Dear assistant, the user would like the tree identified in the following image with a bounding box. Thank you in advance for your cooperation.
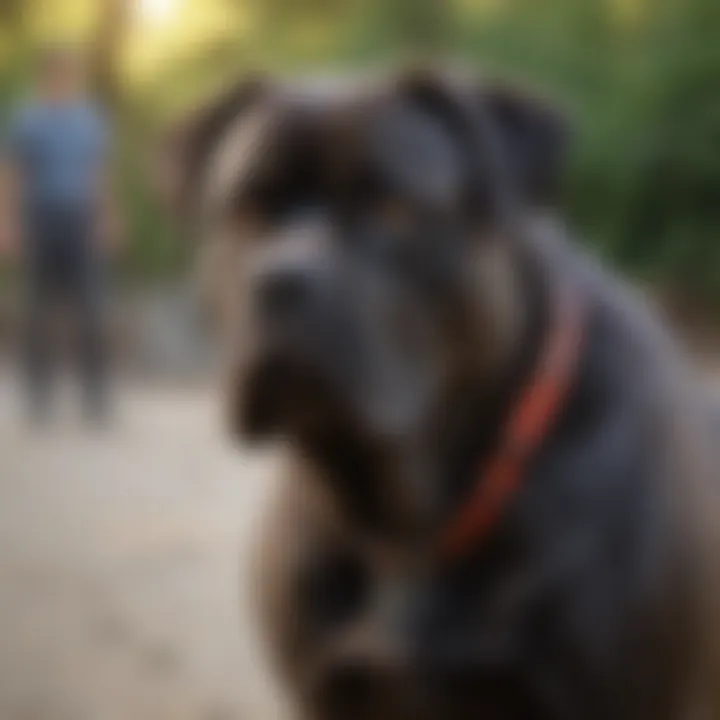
[90,0,132,108]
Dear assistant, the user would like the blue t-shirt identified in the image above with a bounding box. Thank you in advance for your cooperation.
[5,99,109,212]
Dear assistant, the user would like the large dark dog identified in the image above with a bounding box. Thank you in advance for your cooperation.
[163,71,720,719]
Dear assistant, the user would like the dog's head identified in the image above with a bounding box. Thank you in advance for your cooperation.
[163,69,568,522]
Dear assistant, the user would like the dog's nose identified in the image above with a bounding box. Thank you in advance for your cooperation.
[258,267,315,319]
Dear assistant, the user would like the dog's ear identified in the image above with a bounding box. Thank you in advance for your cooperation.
[397,70,570,210]
[481,84,570,207]
[155,76,266,215]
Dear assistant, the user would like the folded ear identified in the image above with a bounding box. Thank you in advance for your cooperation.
[482,84,570,207]
[396,70,570,212]
[155,76,266,214]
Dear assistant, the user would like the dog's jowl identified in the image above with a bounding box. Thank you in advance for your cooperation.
[164,71,720,720]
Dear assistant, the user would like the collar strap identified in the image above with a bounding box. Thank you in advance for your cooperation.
[439,281,586,563]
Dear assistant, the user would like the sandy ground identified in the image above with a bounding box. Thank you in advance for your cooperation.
[0,378,291,720]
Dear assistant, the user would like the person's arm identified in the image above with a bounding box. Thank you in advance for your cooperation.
[0,113,25,258]
[93,109,124,255]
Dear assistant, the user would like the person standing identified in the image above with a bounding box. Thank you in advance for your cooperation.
[0,46,121,424]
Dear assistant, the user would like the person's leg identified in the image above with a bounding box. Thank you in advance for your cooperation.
[22,219,59,423]
[69,216,111,422]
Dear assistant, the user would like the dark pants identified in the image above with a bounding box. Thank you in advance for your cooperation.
[23,207,108,419]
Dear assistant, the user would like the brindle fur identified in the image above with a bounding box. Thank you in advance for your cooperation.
[164,71,720,720]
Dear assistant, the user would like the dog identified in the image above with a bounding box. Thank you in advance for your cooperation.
[162,70,720,719]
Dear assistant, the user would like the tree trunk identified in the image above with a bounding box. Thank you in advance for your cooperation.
[90,0,131,109]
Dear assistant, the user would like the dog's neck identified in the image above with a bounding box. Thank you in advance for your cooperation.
[436,235,550,514]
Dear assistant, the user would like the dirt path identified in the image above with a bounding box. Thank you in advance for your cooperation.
[0,380,290,720]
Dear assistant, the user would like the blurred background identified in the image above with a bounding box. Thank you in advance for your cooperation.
[3,0,719,320]
[0,1,718,719]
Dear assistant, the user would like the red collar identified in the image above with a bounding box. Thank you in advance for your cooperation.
[439,282,586,563]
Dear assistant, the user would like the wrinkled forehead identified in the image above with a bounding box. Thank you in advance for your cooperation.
[202,83,464,216]
[337,92,464,209]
